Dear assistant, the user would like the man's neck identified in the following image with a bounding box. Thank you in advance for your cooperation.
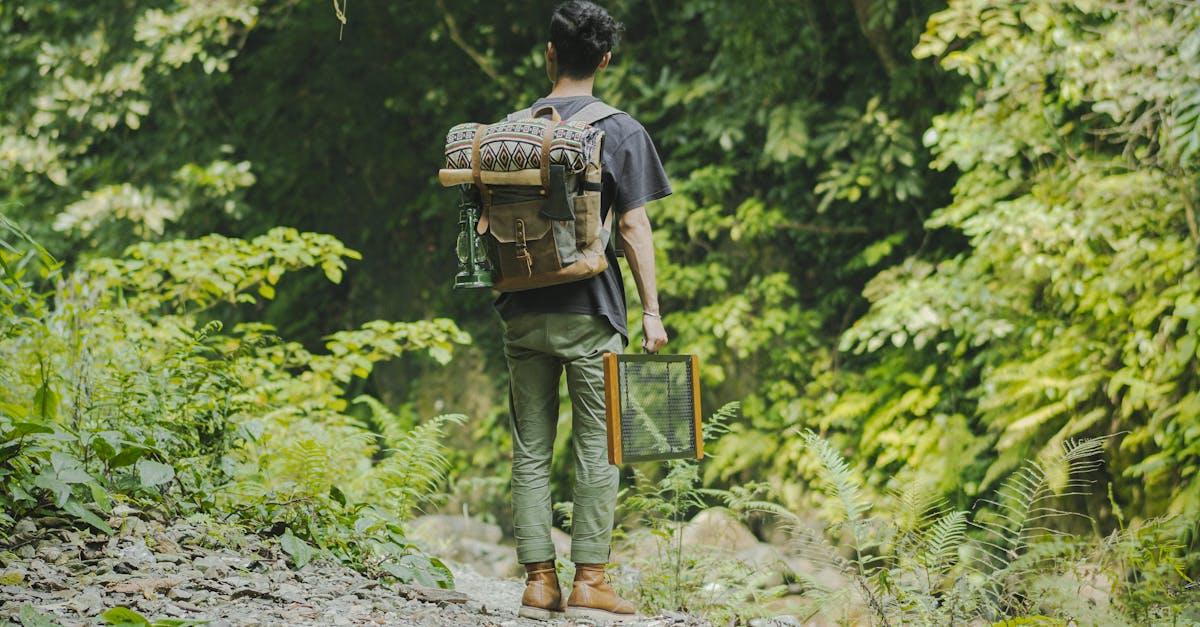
[546,76,595,99]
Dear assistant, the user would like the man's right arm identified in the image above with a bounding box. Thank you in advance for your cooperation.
[618,206,667,353]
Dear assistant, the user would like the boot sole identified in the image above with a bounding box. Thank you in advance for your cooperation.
[518,605,564,621]
[564,606,638,624]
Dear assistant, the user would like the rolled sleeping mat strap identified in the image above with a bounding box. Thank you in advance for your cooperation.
[439,168,545,187]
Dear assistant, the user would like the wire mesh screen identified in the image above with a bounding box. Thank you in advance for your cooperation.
[603,353,703,464]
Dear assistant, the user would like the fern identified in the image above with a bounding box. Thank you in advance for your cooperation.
[973,438,1106,580]
[799,431,874,559]
[353,395,465,519]
[919,509,968,576]
[779,432,1150,625]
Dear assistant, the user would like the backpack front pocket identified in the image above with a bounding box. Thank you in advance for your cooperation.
[487,199,563,279]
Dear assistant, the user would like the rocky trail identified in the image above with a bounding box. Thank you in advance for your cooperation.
[1,511,789,627]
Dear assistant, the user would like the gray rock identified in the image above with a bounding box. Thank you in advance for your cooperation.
[35,545,63,564]
[735,542,791,588]
[680,509,758,552]
[69,586,105,616]
[195,554,232,577]
[118,537,157,570]
[550,526,572,560]
[11,518,37,539]
[409,514,504,544]
[111,504,140,518]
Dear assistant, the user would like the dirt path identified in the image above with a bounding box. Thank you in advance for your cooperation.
[0,516,707,626]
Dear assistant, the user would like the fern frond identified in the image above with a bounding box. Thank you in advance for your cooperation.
[702,401,740,442]
[970,437,1106,589]
[728,498,802,525]
[919,509,968,575]
[800,431,871,543]
[358,404,467,519]
[887,482,945,538]
[777,522,846,576]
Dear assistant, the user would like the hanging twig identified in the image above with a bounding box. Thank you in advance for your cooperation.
[333,0,348,41]
[435,0,500,82]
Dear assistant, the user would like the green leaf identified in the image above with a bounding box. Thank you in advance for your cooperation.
[110,445,150,469]
[33,384,59,421]
[18,604,64,627]
[8,422,53,438]
[33,472,72,508]
[62,500,115,535]
[136,459,175,488]
[280,529,316,568]
[101,607,150,626]
[329,485,347,507]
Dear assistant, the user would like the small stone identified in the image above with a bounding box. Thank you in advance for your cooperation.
[107,576,183,596]
[194,554,230,577]
[12,518,37,538]
[68,586,105,616]
[118,538,156,570]
[111,504,139,517]
[36,545,63,563]
[275,583,306,602]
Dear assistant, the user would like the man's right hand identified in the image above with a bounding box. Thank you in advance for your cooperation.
[641,313,668,353]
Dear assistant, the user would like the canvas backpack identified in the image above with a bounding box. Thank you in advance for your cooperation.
[441,102,621,292]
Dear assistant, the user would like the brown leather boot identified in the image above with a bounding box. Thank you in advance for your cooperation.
[565,563,636,622]
[518,561,564,620]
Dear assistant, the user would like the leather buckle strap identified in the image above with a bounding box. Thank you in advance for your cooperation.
[471,128,491,234]
[538,121,554,193]
[515,219,532,276]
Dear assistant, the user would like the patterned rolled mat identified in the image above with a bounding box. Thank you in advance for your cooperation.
[445,118,603,173]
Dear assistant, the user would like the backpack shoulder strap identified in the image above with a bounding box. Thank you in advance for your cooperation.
[506,107,533,121]
[568,101,623,125]
[507,102,623,124]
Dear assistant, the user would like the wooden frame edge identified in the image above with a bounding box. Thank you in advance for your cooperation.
[603,352,623,465]
[691,353,703,460]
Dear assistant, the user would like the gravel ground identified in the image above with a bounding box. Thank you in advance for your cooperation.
[0,513,712,627]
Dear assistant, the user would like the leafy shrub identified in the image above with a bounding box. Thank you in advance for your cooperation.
[0,218,470,586]
[778,432,1199,625]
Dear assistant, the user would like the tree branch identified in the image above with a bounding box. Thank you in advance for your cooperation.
[850,0,899,79]
[435,0,500,82]
[781,222,870,235]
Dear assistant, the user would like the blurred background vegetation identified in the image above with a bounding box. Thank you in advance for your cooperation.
[3,0,1199,622]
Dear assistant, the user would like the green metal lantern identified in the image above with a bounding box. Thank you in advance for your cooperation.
[453,185,493,290]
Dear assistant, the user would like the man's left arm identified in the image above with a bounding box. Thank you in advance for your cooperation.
[618,206,668,353]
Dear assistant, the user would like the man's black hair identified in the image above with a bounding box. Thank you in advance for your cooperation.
[550,1,623,80]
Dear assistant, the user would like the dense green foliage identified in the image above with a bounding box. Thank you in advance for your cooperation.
[3,0,1200,622]
[0,216,469,586]
[836,0,1200,519]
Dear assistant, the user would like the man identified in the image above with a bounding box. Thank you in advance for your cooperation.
[494,1,671,622]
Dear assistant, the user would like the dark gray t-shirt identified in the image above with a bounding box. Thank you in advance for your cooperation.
[493,96,672,340]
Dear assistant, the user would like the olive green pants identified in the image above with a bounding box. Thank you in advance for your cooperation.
[502,312,623,565]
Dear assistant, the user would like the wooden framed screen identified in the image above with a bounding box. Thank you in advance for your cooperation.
[603,353,703,464]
